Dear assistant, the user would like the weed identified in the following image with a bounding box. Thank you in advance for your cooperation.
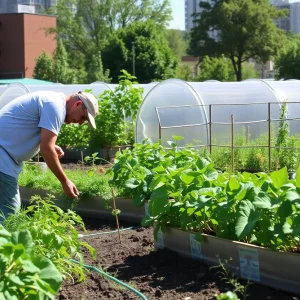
[211,258,251,300]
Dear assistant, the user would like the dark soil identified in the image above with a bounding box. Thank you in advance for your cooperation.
[56,218,300,300]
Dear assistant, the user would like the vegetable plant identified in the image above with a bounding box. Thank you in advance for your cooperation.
[89,70,144,159]
[3,195,96,282]
[0,225,62,299]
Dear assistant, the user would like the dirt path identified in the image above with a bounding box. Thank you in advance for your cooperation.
[56,218,299,300]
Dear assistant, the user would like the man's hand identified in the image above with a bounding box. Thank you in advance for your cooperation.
[54,145,64,158]
[62,179,79,198]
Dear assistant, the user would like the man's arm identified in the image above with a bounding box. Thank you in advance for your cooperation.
[40,128,79,198]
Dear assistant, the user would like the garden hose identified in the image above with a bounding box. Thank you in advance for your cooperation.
[76,227,148,299]
[70,259,148,300]
[78,226,137,238]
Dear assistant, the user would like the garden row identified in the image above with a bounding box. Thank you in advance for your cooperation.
[19,138,300,295]
[0,195,96,299]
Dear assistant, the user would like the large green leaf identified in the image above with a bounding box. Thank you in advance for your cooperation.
[125,178,140,189]
[33,256,62,294]
[235,200,261,239]
[277,201,293,221]
[228,177,240,191]
[180,173,195,185]
[149,185,169,216]
[253,192,271,209]
[11,231,33,255]
[270,167,288,190]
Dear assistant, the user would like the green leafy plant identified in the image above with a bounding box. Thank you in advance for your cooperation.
[0,225,62,299]
[3,195,96,282]
[216,292,240,300]
[213,258,251,300]
[89,70,144,159]
[19,163,114,201]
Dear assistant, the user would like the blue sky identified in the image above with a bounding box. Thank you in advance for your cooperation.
[168,0,185,30]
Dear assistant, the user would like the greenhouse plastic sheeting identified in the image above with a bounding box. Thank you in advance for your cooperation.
[136,79,300,146]
[0,83,30,110]
[0,82,158,111]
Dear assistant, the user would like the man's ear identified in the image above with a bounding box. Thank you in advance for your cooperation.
[74,100,82,107]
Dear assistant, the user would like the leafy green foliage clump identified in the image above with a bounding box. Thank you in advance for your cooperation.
[19,163,113,200]
[4,195,96,282]
[0,225,62,299]
[189,0,287,81]
[109,137,300,252]
[89,70,144,153]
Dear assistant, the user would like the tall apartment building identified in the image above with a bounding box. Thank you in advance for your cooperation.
[185,0,218,39]
[290,2,300,34]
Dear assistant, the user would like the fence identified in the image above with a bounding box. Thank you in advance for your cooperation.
[155,102,300,173]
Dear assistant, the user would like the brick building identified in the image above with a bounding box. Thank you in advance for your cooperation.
[0,13,56,79]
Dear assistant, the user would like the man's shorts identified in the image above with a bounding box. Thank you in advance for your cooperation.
[0,171,20,220]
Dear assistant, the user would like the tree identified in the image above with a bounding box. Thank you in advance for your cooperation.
[105,0,172,31]
[196,56,259,82]
[189,0,287,81]
[274,36,300,80]
[86,51,111,83]
[165,29,188,58]
[175,64,194,81]
[52,40,77,83]
[33,51,53,81]
[197,56,235,82]
[197,56,258,81]
[48,0,172,59]
[102,21,177,83]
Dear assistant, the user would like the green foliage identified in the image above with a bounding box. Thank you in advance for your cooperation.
[189,0,287,81]
[33,51,53,81]
[165,29,188,58]
[109,138,300,252]
[196,56,258,82]
[274,101,297,171]
[0,225,62,299]
[89,70,144,152]
[86,51,111,83]
[102,21,177,83]
[19,163,114,200]
[56,123,92,148]
[33,40,78,84]
[52,39,78,84]
[175,64,195,81]
[3,195,96,282]
[275,36,300,80]
[197,55,236,82]
[216,292,240,300]
[46,0,173,83]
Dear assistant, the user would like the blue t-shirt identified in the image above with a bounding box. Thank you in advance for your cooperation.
[0,91,66,178]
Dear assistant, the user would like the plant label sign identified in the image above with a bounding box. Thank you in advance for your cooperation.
[190,234,202,261]
[238,246,260,282]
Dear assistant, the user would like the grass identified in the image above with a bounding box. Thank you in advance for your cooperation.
[19,163,116,201]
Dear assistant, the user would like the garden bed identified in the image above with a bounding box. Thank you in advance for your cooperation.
[56,218,300,300]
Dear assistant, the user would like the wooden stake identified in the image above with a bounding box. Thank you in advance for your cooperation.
[111,188,121,244]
